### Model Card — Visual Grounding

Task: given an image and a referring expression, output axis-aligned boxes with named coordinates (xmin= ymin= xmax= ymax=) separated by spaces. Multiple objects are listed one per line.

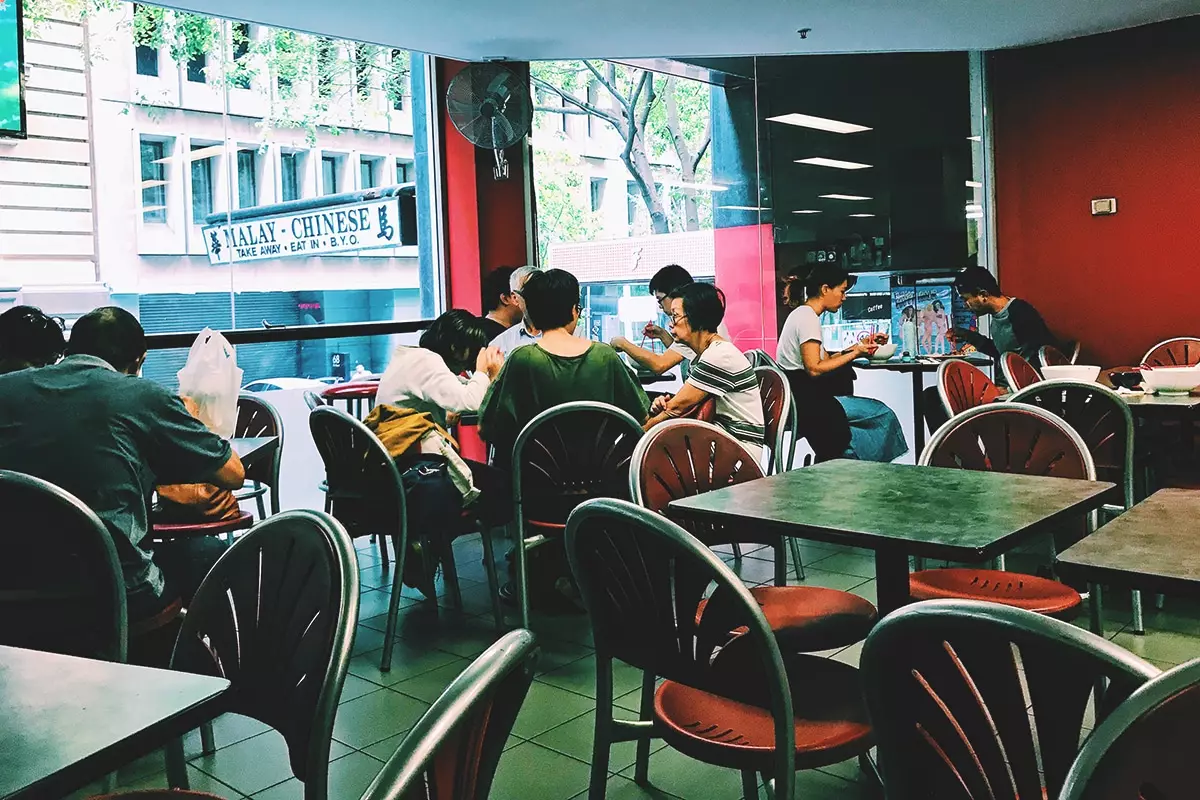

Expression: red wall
xmin=714 ymin=223 xmax=778 ymax=355
xmin=993 ymin=19 xmax=1200 ymax=367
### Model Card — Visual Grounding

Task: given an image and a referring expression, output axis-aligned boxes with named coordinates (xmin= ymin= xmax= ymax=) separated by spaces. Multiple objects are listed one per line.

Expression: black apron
xmin=784 ymin=364 xmax=855 ymax=463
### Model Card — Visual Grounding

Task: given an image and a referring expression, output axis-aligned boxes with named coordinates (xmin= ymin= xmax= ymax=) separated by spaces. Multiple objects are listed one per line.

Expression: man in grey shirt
xmin=0 ymin=307 xmax=244 ymax=624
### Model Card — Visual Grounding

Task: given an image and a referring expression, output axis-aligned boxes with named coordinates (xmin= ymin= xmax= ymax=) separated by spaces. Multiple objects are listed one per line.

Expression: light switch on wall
xmin=1091 ymin=197 xmax=1117 ymax=216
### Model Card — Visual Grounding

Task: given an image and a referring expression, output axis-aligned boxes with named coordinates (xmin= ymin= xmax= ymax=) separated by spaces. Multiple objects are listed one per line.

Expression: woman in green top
xmin=479 ymin=268 xmax=649 ymax=465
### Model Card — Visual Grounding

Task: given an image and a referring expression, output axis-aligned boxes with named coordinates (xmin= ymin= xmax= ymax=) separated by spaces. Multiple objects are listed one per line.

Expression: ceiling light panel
xmin=792 ymin=209 xmax=822 ymax=214
xmin=766 ymin=113 xmax=871 ymax=134
xmin=819 ymin=194 xmax=872 ymax=201
xmin=795 ymin=157 xmax=873 ymax=170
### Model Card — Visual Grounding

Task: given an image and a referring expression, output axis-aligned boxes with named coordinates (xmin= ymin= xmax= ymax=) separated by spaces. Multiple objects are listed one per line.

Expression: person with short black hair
xmin=644 ymin=284 xmax=766 ymax=458
xmin=776 ymin=264 xmax=908 ymax=463
xmin=0 ymin=306 xmax=245 ymax=641
xmin=0 ymin=305 xmax=66 ymax=374
xmin=610 ymin=264 xmax=733 ymax=374
xmin=479 ymin=266 xmax=521 ymax=341
xmin=480 ymin=269 xmax=649 ymax=465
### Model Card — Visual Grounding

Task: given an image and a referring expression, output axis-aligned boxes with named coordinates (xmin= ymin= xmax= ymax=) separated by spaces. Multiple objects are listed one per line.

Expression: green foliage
xmin=533 ymin=140 xmax=603 ymax=264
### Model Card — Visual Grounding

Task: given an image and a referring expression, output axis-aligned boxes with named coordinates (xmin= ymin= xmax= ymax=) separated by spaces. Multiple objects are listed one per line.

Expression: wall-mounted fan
xmin=446 ymin=63 xmax=532 ymax=180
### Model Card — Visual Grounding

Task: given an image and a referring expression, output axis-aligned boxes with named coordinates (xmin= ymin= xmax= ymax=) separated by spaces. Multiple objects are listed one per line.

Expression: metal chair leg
xmin=634 ymin=669 xmax=655 ymax=784
xmin=480 ymin=528 xmax=505 ymax=630
xmin=772 ymin=540 xmax=786 ymax=587
xmin=165 ymin=736 xmax=189 ymax=789
xmin=731 ymin=542 xmax=743 ymax=561
xmin=377 ymin=532 xmax=390 ymax=574
xmin=379 ymin=534 xmax=405 ymax=672
xmin=1088 ymin=582 xmax=1104 ymax=636
xmin=516 ymin=524 xmax=531 ymax=630
xmin=441 ymin=536 xmax=463 ymax=610
xmin=1131 ymin=589 xmax=1145 ymax=634
xmin=787 ymin=537 xmax=805 ymax=581
xmin=589 ymin=657 xmax=614 ymax=800
xmin=741 ymin=770 xmax=758 ymax=800
xmin=254 ymin=489 xmax=267 ymax=521
xmin=200 ymin=720 xmax=216 ymax=754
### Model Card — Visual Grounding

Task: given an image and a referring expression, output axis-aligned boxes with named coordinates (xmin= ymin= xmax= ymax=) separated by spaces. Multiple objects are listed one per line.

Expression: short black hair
xmin=419 ymin=309 xmax=489 ymax=369
xmin=954 ymin=266 xmax=1001 ymax=297
xmin=0 ymin=305 xmax=66 ymax=373
xmin=481 ymin=266 xmax=517 ymax=313
xmin=66 ymin=306 xmax=146 ymax=372
xmin=521 ymin=269 xmax=579 ymax=331
xmin=668 ymin=282 xmax=726 ymax=334
xmin=787 ymin=263 xmax=856 ymax=300
xmin=648 ymin=264 xmax=694 ymax=296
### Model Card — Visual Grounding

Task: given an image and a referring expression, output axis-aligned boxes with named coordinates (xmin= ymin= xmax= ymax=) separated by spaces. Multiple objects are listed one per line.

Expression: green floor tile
xmin=787 ymin=568 xmax=871 ymax=593
xmin=490 ymin=741 xmax=593 ymax=800
xmin=809 ymin=553 xmax=876 ymax=580
xmin=391 ymin=608 xmax=504 ymax=659
xmin=350 ymin=624 xmax=389 ymax=657
xmin=537 ymin=654 xmax=644 ymax=700
xmin=534 ymin=637 xmax=596 ymax=675
xmin=251 ymin=751 xmax=386 ymax=800
xmin=511 ymin=682 xmax=597 ymax=740
xmin=391 ymin=657 xmax=473 ymax=703
xmin=357 ymin=588 xmax=411 ymax=621
xmin=1111 ymin=628 xmax=1200 ymax=666
xmin=619 ymin=745 xmax=746 ymax=800
xmin=119 ymin=764 xmax=246 ymax=798
xmin=572 ymin=774 xmax=685 ymax=800
xmin=339 ymin=673 xmax=385 ymax=703
xmin=347 ymin=639 xmax=465 ymax=687
xmin=533 ymin=710 xmax=667 ymax=774
xmin=332 ymin=687 xmax=431 ymax=749
xmin=190 ymin=729 xmax=304 ymax=796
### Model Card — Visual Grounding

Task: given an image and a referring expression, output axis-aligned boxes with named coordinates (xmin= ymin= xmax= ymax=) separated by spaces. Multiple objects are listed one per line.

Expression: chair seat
xmin=698 ymin=586 xmax=877 ymax=653
xmin=655 ymin=654 xmax=873 ymax=772
xmin=525 ymin=519 xmax=566 ymax=535
xmin=151 ymin=512 xmax=256 ymax=539
xmin=910 ymin=568 xmax=1082 ymax=618
xmin=233 ymin=481 xmax=267 ymax=501
xmin=128 ymin=596 xmax=183 ymax=637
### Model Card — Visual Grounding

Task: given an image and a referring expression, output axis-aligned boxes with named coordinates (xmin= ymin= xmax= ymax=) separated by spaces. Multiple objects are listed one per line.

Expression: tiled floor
xmin=66 ymin=534 xmax=1200 ymax=800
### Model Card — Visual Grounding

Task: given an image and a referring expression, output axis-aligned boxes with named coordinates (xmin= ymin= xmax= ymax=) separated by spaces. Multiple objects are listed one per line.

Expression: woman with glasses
xmin=643 ymin=282 xmax=766 ymax=459
xmin=0 ymin=306 xmax=66 ymax=375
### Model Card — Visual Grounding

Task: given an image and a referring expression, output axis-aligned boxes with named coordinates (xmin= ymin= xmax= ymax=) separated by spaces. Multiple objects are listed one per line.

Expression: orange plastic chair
xmin=1000 ymin=351 xmax=1043 ymax=391
xmin=1141 ymin=336 xmax=1200 ymax=367
xmin=936 ymin=359 xmax=1004 ymax=419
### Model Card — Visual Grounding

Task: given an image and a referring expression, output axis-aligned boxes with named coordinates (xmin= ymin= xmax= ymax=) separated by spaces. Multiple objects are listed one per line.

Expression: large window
xmin=280 ymin=152 xmax=302 ymax=201
xmin=321 ymin=155 xmax=339 ymax=195
xmin=236 ymin=149 xmax=257 ymax=208
xmin=140 ymin=138 xmax=167 ymax=222
xmin=190 ymin=144 xmax=214 ymax=221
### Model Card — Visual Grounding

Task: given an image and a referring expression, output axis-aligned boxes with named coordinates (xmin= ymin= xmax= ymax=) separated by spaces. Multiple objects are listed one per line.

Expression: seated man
xmin=0 ymin=307 xmax=244 ymax=629
xmin=0 ymin=305 xmax=66 ymax=375
xmin=489 ymin=265 xmax=542 ymax=356
xmin=478 ymin=265 xmax=521 ymax=342
xmin=610 ymin=264 xmax=733 ymax=375
xmin=923 ymin=266 xmax=1060 ymax=435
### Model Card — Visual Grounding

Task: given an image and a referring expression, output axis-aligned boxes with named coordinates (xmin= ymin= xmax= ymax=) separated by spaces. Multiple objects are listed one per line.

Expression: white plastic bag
xmin=177 ymin=327 xmax=243 ymax=439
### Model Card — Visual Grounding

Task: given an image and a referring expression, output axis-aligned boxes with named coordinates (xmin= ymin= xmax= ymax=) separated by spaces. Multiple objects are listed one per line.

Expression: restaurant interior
xmin=3 ymin=0 xmax=1200 ymax=798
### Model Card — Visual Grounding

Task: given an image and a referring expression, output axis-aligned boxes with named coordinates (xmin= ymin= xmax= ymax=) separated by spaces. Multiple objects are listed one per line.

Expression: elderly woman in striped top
xmin=643 ymin=283 xmax=766 ymax=460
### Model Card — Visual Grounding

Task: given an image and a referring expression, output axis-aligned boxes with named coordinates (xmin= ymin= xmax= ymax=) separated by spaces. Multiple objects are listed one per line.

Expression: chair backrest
xmin=755 ymin=364 xmax=796 ymax=474
xmin=0 ymin=470 xmax=127 ymax=663
xmin=309 ymin=406 xmax=406 ymax=541
xmin=359 ymin=630 xmax=539 ymax=800
xmin=1069 ymin=340 xmax=1082 ymax=364
xmin=937 ymin=359 xmax=1004 ymax=417
xmin=1009 ymin=380 xmax=1135 ymax=509
xmin=1000 ymin=351 xmax=1042 ymax=391
xmin=511 ymin=401 xmax=644 ymax=529
xmin=1059 ymin=658 xmax=1200 ymax=800
xmin=303 ymin=390 xmax=325 ymax=411
xmin=565 ymin=498 xmax=795 ymax=800
xmin=171 ymin=510 xmax=359 ymax=800
xmin=861 ymin=599 xmax=1159 ymax=800
xmin=237 ymin=392 xmax=285 ymax=512
xmin=631 ymin=419 xmax=766 ymax=546
xmin=1040 ymin=344 xmax=1072 ymax=368
xmin=745 ymin=348 xmax=782 ymax=370
xmin=1141 ymin=336 xmax=1200 ymax=368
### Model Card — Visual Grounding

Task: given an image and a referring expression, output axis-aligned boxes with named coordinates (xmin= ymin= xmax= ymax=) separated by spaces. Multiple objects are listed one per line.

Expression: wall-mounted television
xmin=0 ymin=0 xmax=26 ymax=139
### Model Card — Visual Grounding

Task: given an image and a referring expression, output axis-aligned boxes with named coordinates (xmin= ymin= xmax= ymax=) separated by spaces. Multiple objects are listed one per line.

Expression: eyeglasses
xmin=668 ymin=313 xmax=688 ymax=325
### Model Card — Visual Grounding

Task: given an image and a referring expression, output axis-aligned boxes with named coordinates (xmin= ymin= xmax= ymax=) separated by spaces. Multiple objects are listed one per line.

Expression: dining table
xmin=0 ymin=645 xmax=229 ymax=800
xmin=854 ymin=355 xmax=993 ymax=457
xmin=231 ymin=435 xmax=279 ymax=470
xmin=1058 ymin=489 xmax=1200 ymax=636
xmin=667 ymin=459 xmax=1115 ymax=614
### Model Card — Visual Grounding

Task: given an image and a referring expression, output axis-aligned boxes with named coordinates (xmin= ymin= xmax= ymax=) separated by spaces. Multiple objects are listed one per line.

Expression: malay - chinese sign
xmin=202 ymin=197 xmax=402 ymax=264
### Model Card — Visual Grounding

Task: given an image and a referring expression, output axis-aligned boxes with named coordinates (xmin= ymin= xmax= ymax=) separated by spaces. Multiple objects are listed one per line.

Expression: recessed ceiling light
xmin=965 ymin=180 xmax=983 ymax=188
xmin=795 ymin=157 xmax=872 ymax=170
xmin=848 ymin=213 xmax=875 ymax=218
xmin=718 ymin=205 xmax=767 ymax=211
xmin=766 ymin=113 xmax=871 ymax=134
xmin=819 ymin=194 xmax=872 ymax=201
xmin=968 ymin=136 xmax=982 ymax=142
xmin=792 ymin=210 xmax=822 ymax=214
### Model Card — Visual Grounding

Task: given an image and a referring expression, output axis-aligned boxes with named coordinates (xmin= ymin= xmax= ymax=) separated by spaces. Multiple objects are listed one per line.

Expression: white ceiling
xmin=162 ymin=0 xmax=1200 ymax=60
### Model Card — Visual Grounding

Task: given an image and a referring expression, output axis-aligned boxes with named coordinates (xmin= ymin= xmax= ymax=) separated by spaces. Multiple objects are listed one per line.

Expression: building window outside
xmin=317 ymin=40 xmax=337 ymax=98
xmin=590 ymin=177 xmax=606 ymax=213
xmin=140 ymin=138 xmax=167 ymax=222
xmin=359 ymin=159 xmax=377 ymax=189
xmin=389 ymin=49 xmax=406 ymax=110
xmin=280 ymin=152 xmax=302 ymax=201
xmin=232 ymin=23 xmax=252 ymax=89
xmin=396 ymin=160 xmax=412 ymax=184
xmin=186 ymin=53 xmax=206 ymax=83
xmin=190 ymin=145 xmax=214 ymax=221
xmin=625 ymin=180 xmax=638 ymax=226
xmin=237 ymin=149 xmax=257 ymax=208
xmin=133 ymin=5 xmax=159 ymax=77
xmin=354 ymin=45 xmax=375 ymax=102
xmin=322 ymin=155 xmax=339 ymax=195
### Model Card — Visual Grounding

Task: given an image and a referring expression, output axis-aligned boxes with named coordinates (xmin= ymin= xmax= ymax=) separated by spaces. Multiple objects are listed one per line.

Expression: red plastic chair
xmin=631 ymin=419 xmax=877 ymax=654
xmin=1060 ymin=657 xmax=1200 ymax=800
xmin=862 ymin=599 xmax=1159 ymax=800
xmin=566 ymin=498 xmax=874 ymax=800
xmin=150 ymin=512 xmax=256 ymax=544
xmin=936 ymin=359 xmax=1004 ymax=419
xmin=911 ymin=404 xmax=1097 ymax=617
xmin=320 ymin=380 xmax=378 ymax=419
xmin=755 ymin=365 xmax=796 ymax=475
xmin=1000 ymin=351 xmax=1042 ymax=391
xmin=1040 ymin=344 xmax=1072 ymax=368
xmin=1141 ymin=336 xmax=1200 ymax=367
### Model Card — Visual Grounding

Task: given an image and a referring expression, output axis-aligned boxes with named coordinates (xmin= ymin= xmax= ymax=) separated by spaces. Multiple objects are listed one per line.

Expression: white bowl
xmin=1140 ymin=366 xmax=1200 ymax=395
xmin=869 ymin=343 xmax=897 ymax=361
xmin=1041 ymin=365 xmax=1101 ymax=383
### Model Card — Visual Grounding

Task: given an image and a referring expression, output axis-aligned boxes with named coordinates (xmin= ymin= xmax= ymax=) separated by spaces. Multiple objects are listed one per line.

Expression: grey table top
xmin=232 ymin=436 xmax=278 ymax=468
xmin=1057 ymin=489 xmax=1200 ymax=594
xmin=1119 ymin=391 xmax=1200 ymax=409
xmin=854 ymin=355 xmax=992 ymax=372
xmin=667 ymin=459 xmax=1115 ymax=561
xmin=0 ymin=646 xmax=229 ymax=800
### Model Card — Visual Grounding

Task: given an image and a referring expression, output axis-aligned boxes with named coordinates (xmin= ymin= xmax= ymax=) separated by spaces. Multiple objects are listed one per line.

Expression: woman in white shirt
xmin=777 ymin=264 xmax=908 ymax=464
xmin=644 ymin=283 xmax=766 ymax=460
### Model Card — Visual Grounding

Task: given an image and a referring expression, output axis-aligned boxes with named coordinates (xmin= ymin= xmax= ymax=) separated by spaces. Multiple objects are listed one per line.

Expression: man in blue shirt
xmin=0 ymin=307 xmax=244 ymax=626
